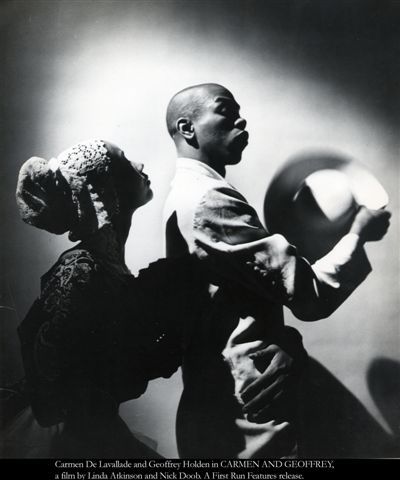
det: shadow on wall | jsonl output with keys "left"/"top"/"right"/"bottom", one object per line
{"left": 367, "top": 357, "right": 400, "bottom": 443}
{"left": 298, "top": 357, "right": 400, "bottom": 458}
{"left": 263, "top": 149, "right": 389, "bottom": 264}
{"left": 0, "top": 274, "right": 24, "bottom": 386}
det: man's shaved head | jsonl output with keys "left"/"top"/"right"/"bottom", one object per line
{"left": 166, "top": 83, "right": 247, "bottom": 173}
{"left": 166, "top": 83, "right": 232, "bottom": 138}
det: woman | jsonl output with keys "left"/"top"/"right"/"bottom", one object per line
{"left": 7, "top": 139, "right": 200, "bottom": 457}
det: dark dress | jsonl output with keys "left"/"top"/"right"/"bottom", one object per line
{"left": 4, "top": 228, "right": 202, "bottom": 458}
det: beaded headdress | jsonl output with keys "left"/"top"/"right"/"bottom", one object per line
{"left": 16, "top": 140, "right": 119, "bottom": 241}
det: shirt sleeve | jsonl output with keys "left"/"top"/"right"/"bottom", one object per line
{"left": 192, "top": 185, "right": 371, "bottom": 321}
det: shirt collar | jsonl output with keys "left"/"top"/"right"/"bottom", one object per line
{"left": 176, "top": 157, "right": 226, "bottom": 181}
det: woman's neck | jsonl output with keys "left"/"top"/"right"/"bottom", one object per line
{"left": 111, "top": 210, "right": 134, "bottom": 264}
{"left": 78, "top": 210, "right": 134, "bottom": 272}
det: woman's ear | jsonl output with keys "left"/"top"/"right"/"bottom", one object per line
{"left": 176, "top": 118, "right": 195, "bottom": 140}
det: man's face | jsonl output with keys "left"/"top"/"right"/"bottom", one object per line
{"left": 192, "top": 87, "right": 249, "bottom": 166}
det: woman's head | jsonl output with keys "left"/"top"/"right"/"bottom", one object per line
{"left": 104, "top": 142, "right": 153, "bottom": 211}
{"left": 16, "top": 139, "right": 152, "bottom": 241}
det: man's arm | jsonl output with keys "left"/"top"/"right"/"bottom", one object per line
{"left": 192, "top": 186, "right": 390, "bottom": 321}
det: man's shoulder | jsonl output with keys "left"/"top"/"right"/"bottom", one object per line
{"left": 169, "top": 168, "right": 241, "bottom": 201}
{"left": 174, "top": 165, "right": 227, "bottom": 187}
{"left": 166, "top": 173, "right": 252, "bottom": 223}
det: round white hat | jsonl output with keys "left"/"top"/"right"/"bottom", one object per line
{"left": 264, "top": 151, "right": 388, "bottom": 262}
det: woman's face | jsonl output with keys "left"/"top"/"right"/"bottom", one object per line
{"left": 106, "top": 143, "right": 153, "bottom": 210}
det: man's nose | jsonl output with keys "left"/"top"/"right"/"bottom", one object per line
{"left": 234, "top": 117, "right": 247, "bottom": 130}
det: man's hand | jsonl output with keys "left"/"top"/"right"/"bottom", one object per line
{"left": 240, "top": 327, "right": 308, "bottom": 423}
{"left": 235, "top": 418, "right": 295, "bottom": 458}
{"left": 350, "top": 206, "right": 391, "bottom": 242}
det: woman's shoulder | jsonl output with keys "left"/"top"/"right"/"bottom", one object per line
{"left": 134, "top": 255, "right": 199, "bottom": 289}
{"left": 40, "top": 247, "right": 99, "bottom": 299}
{"left": 130, "top": 255, "right": 206, "bottom": 316}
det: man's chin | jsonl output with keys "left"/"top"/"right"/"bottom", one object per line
{"left": 227, "top": 143, "right": 247, "bottom": 164}
{"left": 226, "top": 152, "right": 243, "bottom": 165}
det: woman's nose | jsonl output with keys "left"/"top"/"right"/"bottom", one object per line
{"left": 235, "top": 117, "right": 247, "bottom": 130}
{"left": 134, "top": 162, "right": 144, "bottom": 173}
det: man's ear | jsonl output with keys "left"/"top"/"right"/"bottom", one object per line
{"left": 176, "top": 118, "right": 195, "bottom": 140}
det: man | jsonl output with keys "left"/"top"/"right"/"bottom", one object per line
{"left": 163, "top": 83, "right": 390, "bottom": 458}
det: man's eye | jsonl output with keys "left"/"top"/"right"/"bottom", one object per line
{"left": 220, "top": 108, "right": 233, "bottom": 117}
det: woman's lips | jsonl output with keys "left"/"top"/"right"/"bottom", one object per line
{"left": 140, "top": 172, "right": 151, "bottom": 186}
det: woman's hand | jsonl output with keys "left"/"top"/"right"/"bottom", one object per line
{"left": 240, "top": 327, "right": 308, "bottom": 423}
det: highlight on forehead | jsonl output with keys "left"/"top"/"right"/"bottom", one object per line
{"left": 166, "top": 83, "right": 233, "bottom": 137}
{"left": 103, "top": 141, "right": 122, "bottom": 158}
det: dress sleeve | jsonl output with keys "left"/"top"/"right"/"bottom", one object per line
{"left": 192, "top": 186, "right": 371, "bottom": 321}
{"left": 18, "top": 252, "right": 99, "bottom": 425}
{"left": 38, "top": 254, "right": 99, "bottom": 378}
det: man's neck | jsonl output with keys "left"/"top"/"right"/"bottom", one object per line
{"left": 208, "top": 160, "right": 226, "bottom": 177}
{"left": 177, "top": 151, "right": 226, "bottom": 177}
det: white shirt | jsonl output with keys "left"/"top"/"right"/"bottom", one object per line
{"left": 164, "top": 157, "right": 371, "bottom": 319}
{"left": 163, "top": 157, "right": 371, "bottom": 458}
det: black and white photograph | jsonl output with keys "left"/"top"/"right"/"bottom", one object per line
{"left": 1, "top": 0, "right": 399, "bottom": 472}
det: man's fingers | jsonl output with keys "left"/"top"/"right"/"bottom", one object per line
{"left": 247, "top": 389, "right": 285, "bottom": 423}
{"left": 379, "top": 212, "right": 391, "bottom": 228}
{"left": 240, "top": 362, "right": 279, "bottom": 403}
{"left": 242, "top": 375, "right": 288, "bottom": 415}
{"left": 248, "top": 344, "right": 278, "bottom": 363}
{"left": 374, "top": 213, "right": 391, "bottom": 239}
{"left": 235, "top": 418, "right": 289, "bottom": 435}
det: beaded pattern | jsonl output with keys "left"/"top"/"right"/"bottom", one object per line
{"left": 55, "top": 140, "right": 120, "bottom": 241}
{"left": 57, "top": 140, "right": 110, "bottom": 175}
